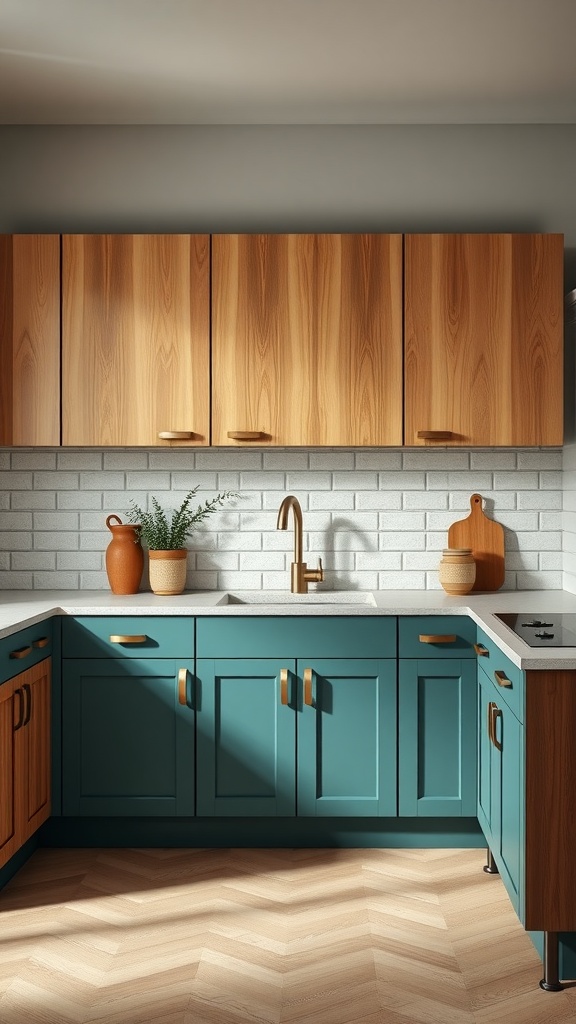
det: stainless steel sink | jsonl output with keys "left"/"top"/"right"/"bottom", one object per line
{"left": 222, "top": 591, "right": 377, "bottom": 606}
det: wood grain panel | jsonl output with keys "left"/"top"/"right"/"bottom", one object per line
{"left": 212, "top": 234, "right": 403, "bottom": 446}
{"left": 0, "top": 679, "right": 16, "bottom": 868}
{"left": 63, "top": 234, "right": 210, "bottom": 446}
{"left": 0, "top": 234, "right": 60, "bottom": 446}
{"left": 405, "top": 233, "right": 563, "bottom": 446}
{"left": 524, "top": 669, "right": 576, "bottom": 930}
{"left": 23, "top": 658, "right": 51, "bottom": 838}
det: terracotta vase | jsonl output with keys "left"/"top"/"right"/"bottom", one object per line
{"left": 105, "top": 515, "right": 144, "bottom": 595}
{"left": 148, "top": 549, "right": 188, "bottom": 595}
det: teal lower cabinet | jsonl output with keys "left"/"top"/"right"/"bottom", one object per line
{"left": 62, "top": 658, "right": 195, "bottom": 816}
{"left": 477, "top": 664, "right": 523, "bottom": 914}
{"left": 196, "top": 656, "right": 397, "bottom": 817}
{"left": 398, "top": 658, "right": 477, "bottom": 817}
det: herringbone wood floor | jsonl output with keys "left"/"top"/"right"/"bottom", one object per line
{"left": 1, "top": 847, "right": 575, "bottom": 1024}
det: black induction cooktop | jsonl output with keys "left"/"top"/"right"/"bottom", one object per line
{"left": 495, "top": 613, "right": 576, "bottom": 648}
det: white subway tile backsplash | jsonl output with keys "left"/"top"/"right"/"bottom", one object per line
{"left": 0, "top": 446, "right": 566, "bottom": 592}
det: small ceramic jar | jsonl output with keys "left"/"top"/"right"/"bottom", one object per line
{"left": 438, "top": 548, "right": 476, "bottom": 595}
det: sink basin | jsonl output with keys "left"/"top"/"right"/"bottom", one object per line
{"left": 223, "top": 591, "right": 377, "bottom": 606}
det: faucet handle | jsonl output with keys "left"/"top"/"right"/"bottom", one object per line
{"left": 304, "top": 557, "right": 324, "bottom": 584}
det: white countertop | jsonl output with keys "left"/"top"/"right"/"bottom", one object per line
{"left": 1, "top": 588, "right": 576, "bottom": 670}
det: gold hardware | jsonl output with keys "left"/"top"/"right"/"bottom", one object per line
{"left": 227, "top": 431, "right": 265, "bottom": 441}
{"left": 487, "top": 701, "right": 496, "bottom": 745}
{"left": 109, "top": 634, "right": 147, "bottom": 644}
{"left": 280, "top": 668, "right": 289, "bottom": 706}
{"left": 22, "top": 682, "right": 32, "bottom": 726}
{"left": 418, "top": 634, "right": 456, "bottom": 644}
{"left": 158, "top": 431, "right": 194, "bottom": 440}
{"left": 492, "top": 706, "right": 503, "bottom": 752}
{"left": 494, "top": 670, "right": 512, "bottom": 688}
{"left": 303, "top": 667, "right": 313, "bottom": 707}
{"left": 33, "top": 637, "right": 50, "bottom": 649}
{"left": 474, "top": 643, "right": 489, "bottom": 656}
{"left": 10, "top": 645, "right": 32, "bottom": 659}
{"left": 178, "top": 668, "right": 189, "bottom": 706}
{"left": 417, "top": 430, "right": 453, "bottom": 440}
{"left": 277, "top": 495, "right": 325, "bottom": 594}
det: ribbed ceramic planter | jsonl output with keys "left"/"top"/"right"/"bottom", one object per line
{"left": 148, "top": 549, "right": 188, "bottom": 595}
{"left": 438, "top": 548, "right": 476, "bottom": 595}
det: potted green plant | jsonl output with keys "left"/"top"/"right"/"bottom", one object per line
{"left": 126, "top": 487, "right": 238, "bottom": 595}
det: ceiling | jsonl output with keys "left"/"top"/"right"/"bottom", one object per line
{"left": 2, "top": 0, "right": 576, "bottom": 125}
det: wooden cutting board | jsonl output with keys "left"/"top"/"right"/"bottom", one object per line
{"left": 447, "top": 493, "right": 505, "bottom": 592}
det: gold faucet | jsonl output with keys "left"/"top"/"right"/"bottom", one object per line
{"left": 277, "top": 495, "right": 324, "bottom": 594}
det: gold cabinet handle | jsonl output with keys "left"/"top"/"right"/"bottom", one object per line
{"left": 494, "top": 670, "right": 512, "bottom": 688}
{"left": 487, "top": 700, "right": 496, "bottom": 745}
{"left": 158, "top": 431, "right": 195, "bottom": 440}
{"left": 109, "top": 634, "right": 147, "bottom": 644}
{"left": 226, "top": 431, "right": 265, "bottom": 441}
{"left": 178, "top": 667, "right": 190, "bottom": 706}
{"left": 33, "top": 637, "right": 50, "bottom": 649}
{"left": 418, "top": 634, "right": 456, "bottom": 644}
{"left": 303, "top": 667, "right": 314, "bottom": 707}
{"left": 280, "top": 668, "right": 289, "bottom": 706}
{"left": 10, "top": 645, "right": 32, "bottom": 659}
{"left": 474, "top": 643, "right": 489, "bottom": 656}
{"left": 417, "top": 430, "right": 453, "bottom": 440}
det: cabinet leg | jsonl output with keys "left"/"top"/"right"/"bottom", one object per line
{"left": 483, "top": 847, "right": 499, "bottom": 874}
{"left": 539, "top": 931, "right": 563, "bottom": 991}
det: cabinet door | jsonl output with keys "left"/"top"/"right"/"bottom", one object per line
{"left": 62, "top": 659, "right": 194, "bottom": 816}
{"left": 62, "top": 234, "right": 210, "bottom": 446}
{"left": 212, "top": 234, "right": 403, "bottom": 446}
{"left": 0, "top": 679, "right": 17, "bottom": 869}
{"left": 405, "top": 233, "right": 563, "bottom": 446}
{"left": 0, "top": 234, "right": 60, "bottom": 445}
{"left": 15, "top": 658, "right": 51, "bottom": 842}
{"left": 196, "top": 659, "right": 297, "bottom": 816}
{"left": 399, "top": 659, "right": 476, "bottom": 817}
{"left": 297, "top": 659, "right": 396, "bottom": 817}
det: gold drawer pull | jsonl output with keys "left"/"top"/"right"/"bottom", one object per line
{"left": 417, "top": 430, "right": 453, "bottom": 440}
{"left": 474, "top": 643, "right": 489, "bottom": 656}
{"left": 178, "top": 668, "right": 190, "bottom": 706}
{"left": 303, "top": 667, "right": 314, "bottom": 707}
{"left": 33, "top": 637, "right": 50, "bottom": 649}
{"left": 158, "top": 431, "right": 195, "bottom": 440}
{"left": 10, "top": 645, "right": 32, "bottom": 659}
{"left": 109, "top": 634, "right": 147, "bottom": 644}
{"left": 494, "top": 670, "right": 512, "bottom": 688}
{"left": 418, "top": 634, "right": 456, "bottom": 644}
{"left": 280, "top": 668, "right": 289, "bottom": 706}
{"left": 227, "top": 431, "right": 265, "bottom": 441}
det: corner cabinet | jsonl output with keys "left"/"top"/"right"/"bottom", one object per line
{"left": 405, "top": 233, "right": 564, "bottom": 446}
{"left": 0, "top": 234, "right": 60, "bottom": 446}
{"left": 196, "top": 617, "right": 397, "bottom": 816}
{"left": 211, "top": 233, "right": 404, "bottom": 446}
{"left": 61, "top": 617, "right": 195, "bottom": 815}
{"left": 62, "top": 234, "right": 211, "bottom": 447}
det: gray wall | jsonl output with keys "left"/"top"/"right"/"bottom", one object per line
{"left": 0, "top": 125, "right": 575, "bottom": 273}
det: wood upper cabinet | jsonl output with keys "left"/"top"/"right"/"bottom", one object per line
{"left": 211, "top": 233, "right": 403, "bottom": 446}
{"left": 62, "top": 234, "right": 210, "bottom": 446}
{"left": 0, "top": 234, "right": 60, "bottom": 446}
{"left": 405, "top": 233, "right": 564, "bottom": 447}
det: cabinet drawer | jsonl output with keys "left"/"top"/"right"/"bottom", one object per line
{"left": 398, "top": 616, "right": 476, "bottom": 658}
{"left": 475, "top": 627, "right": 524, "bottom": 722}
{"left": 196, "top": 616, "right": 396, "bottom": 659}
{"left": 0, "top": 621, "right": 53, "bottom": 685}
{"left": 62, "top": 616, "right": 192, "bottom": 659}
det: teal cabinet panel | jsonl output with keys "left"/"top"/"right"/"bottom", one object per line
{"left": 477, "top": 664, "right": 523, "bottom": 917}
{"left": 297, "top": 659, "right": 397, "bottom": 817}
{"left": 399, "top": 616, "right": 476, "bottom": 659}
{"left": 62, "top": 616, "right": 193, "bottom": 659}
{"left": 196, "top": 616, "right": 396, "bottom": 659}
{"left": 399, "top": 659, "right": 477, "bottom": 817}
{"left": 0, "top": 620, "right": 53, "bottom": 685}
{"left": 476, "top": 627, "right": 523, "bottom": 722}
{"left": 62, "top": 658, "right": 195, "bottom": 816}
{"left": 196, "top": 659, "right": 297, "bottom": 816}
